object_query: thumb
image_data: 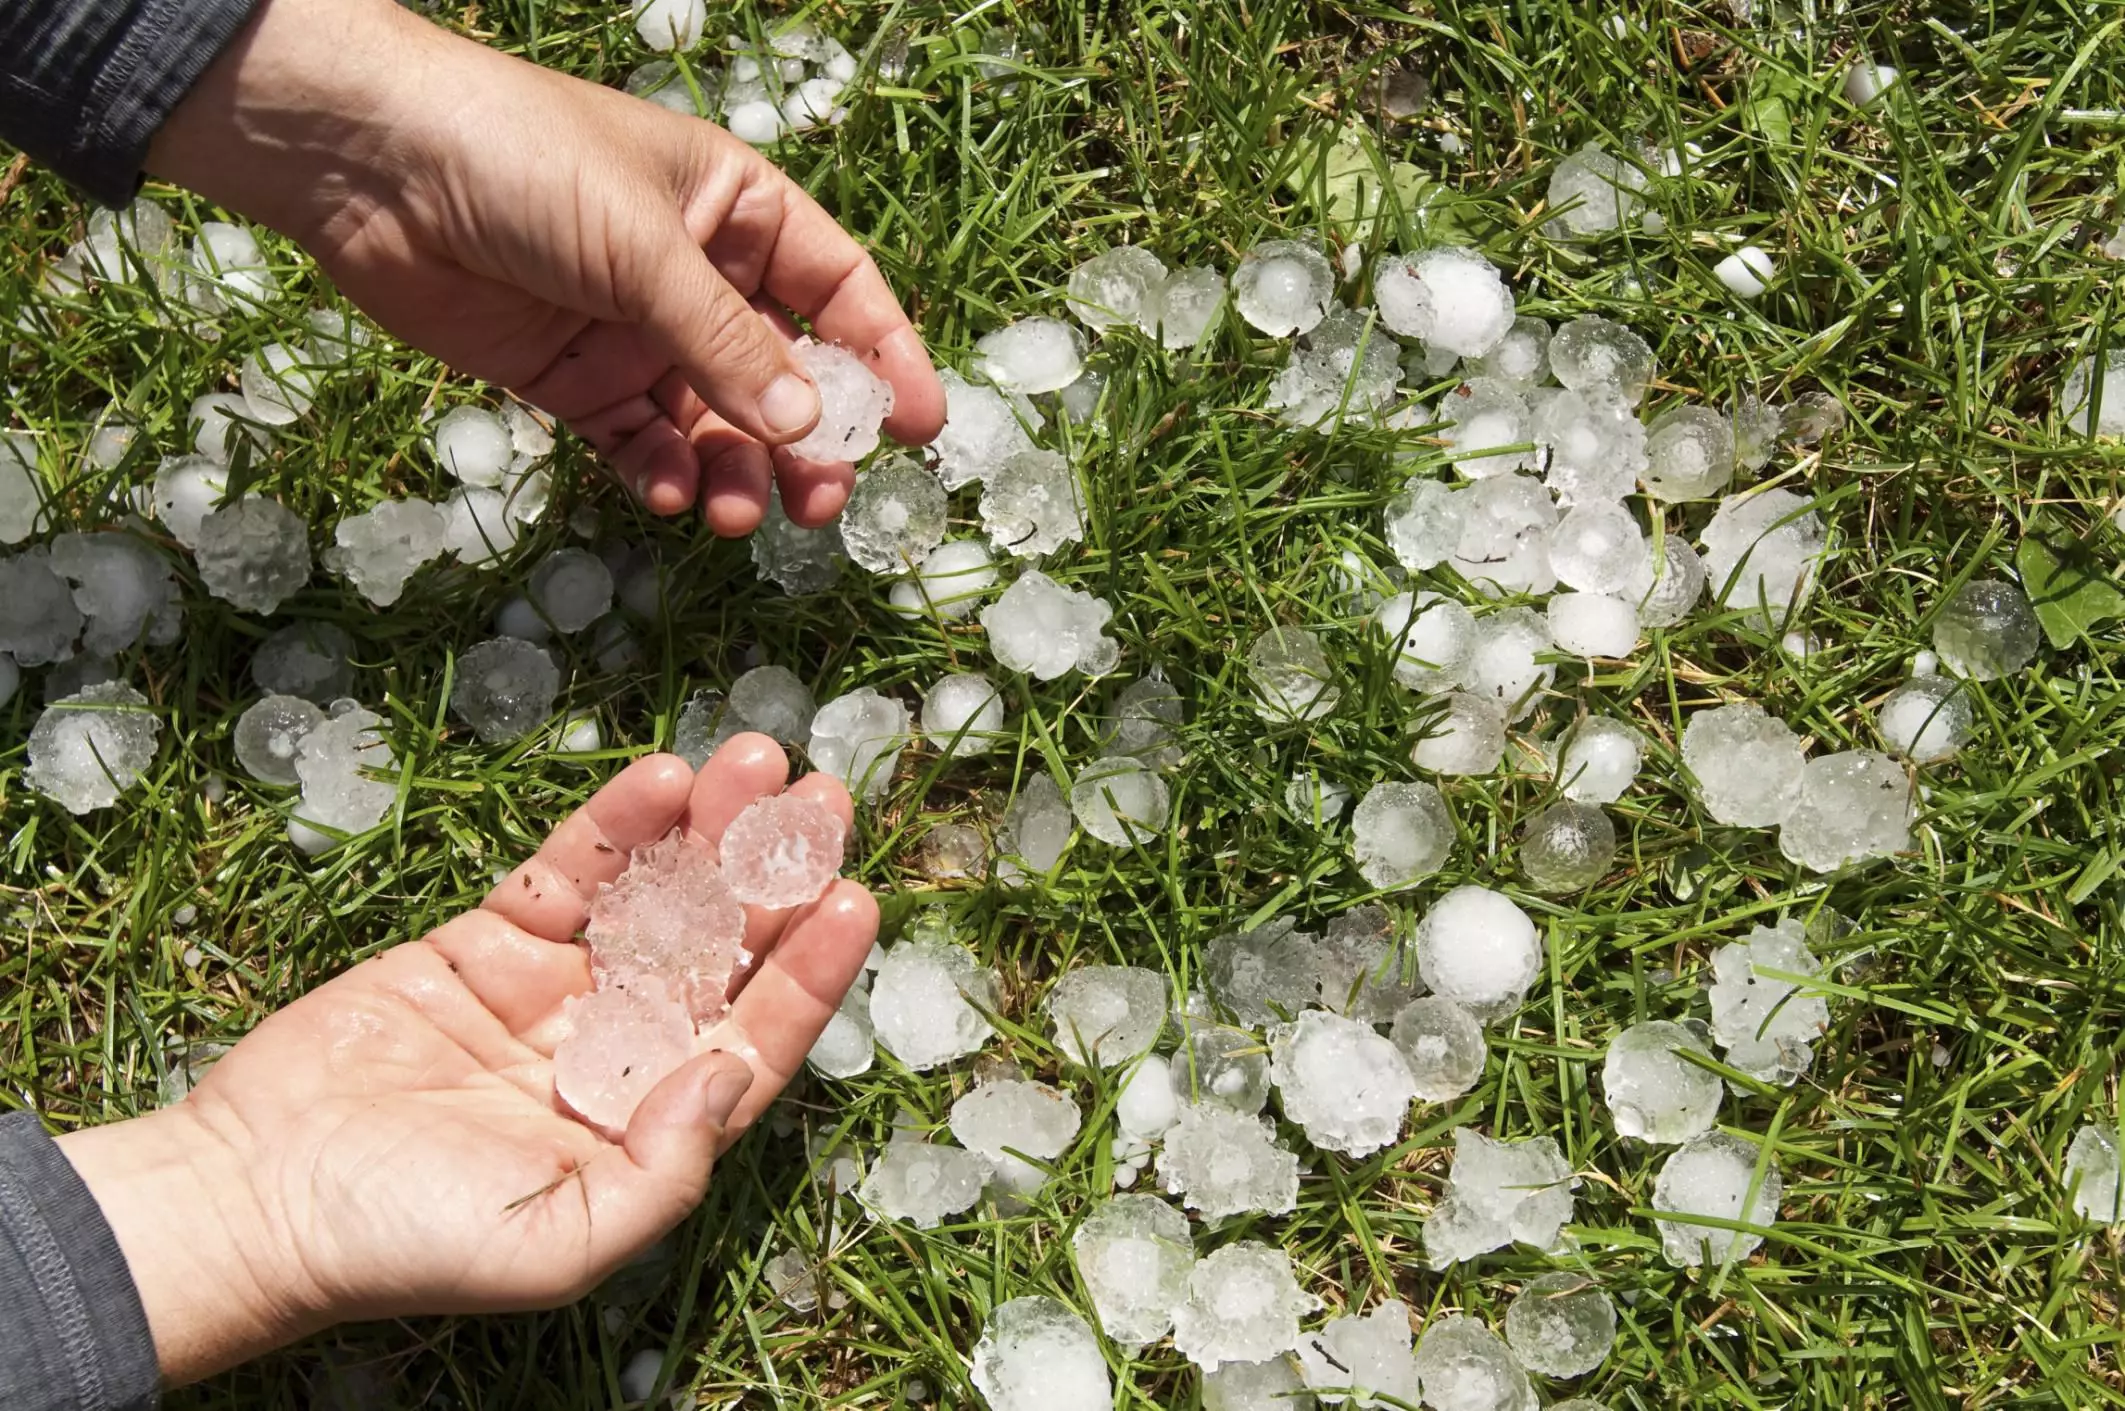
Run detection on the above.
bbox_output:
[622,1049,756,1192]
[636,229,821,447]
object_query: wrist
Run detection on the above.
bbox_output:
[57,1106,331,1386]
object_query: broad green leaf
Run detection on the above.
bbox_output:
[2015,522,2125,650]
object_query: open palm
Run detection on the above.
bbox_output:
[179,738,871,1323]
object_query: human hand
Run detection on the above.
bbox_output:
[145,0,945,533]
[58,738,873,1384]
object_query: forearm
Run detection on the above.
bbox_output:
[56,1109,326,1387]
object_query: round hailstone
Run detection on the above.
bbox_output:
[450,637,562,744]
[1450,474,1558,598]
[1268,1010,1418,1157]
[1230,241,1335,337]
[1170,1242,1317,1373]
[1930,579,2039,681]
[26,682,163,814]
[1441,377,1535,478]
[152,455,229,550]
[808,983,875,1078]
[1177,1025,1273,1115]
[840,456,948,572]
[1416,886,1541,1022]
[0,435,41,547]
[1503,1272,1617,1378]
[192,498,313,615]
[1070,1196,1195,1347]
[1547,315,1655,404]
[432,406,513,488]
[1068,756,1171,845]
[1621,534,1709,628]
[1409,691,1507,776]
[441,487,521,565]
[1049,966,1168,1067]
[1139,265,1225,348]
[1373,591,1475,692]
[1383,477,1467,573]
[252,622,355,702]
[238,342,319,426]
[632,0,707,49]
[868,936,1000,1070]
[974,318,1087,394]
[1106,675,1186,770]
[1642,405,1737,500]
[1778,749,1913,873]
[1546,141,1647,236]
[1681,701,1807,827]
[1781,391,1848,445]
[1372,248,1516,356]
[1519,801,1617,892]
[1546,500,1647,594]
[723,663,817,744]
[1410,1315,1536,1411]
[1877,676,1973,763]
[1065,245,1169,331]
[1551,716,1644,803]
[1714,245,1776,299]
[1462,607,1554,723]
[1285,772,1351,824]
[234,694,327,786]
[808,687,911,800]
[979,449,1085,558]
[1602,1019,1724,1143]
[1117,1053,1179,1137]
[528,548,614,634]
[1653,1131,1782,1267]
[0,548,84,667]
[889,539,998,620]
[1547,592,1640,658]
[1470,316,1552,386]
[552,982,696,1131]
[921,671,1007,757]
[787,340,896,463]
[1388,996,1486,1101]
[1842,59,1900,105]
[719,793,848,908]
[1350,781,1454,888]
[1247,626,1340,722]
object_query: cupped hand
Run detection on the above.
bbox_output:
[147,0,945,532]
[60,738,872,1383]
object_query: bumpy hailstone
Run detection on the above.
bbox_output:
[1931,578,2039,681]
[1156,1104,1300,1219]
[1372,248,1516,357]
[719,793,847,908]
[922,671,1006,757]
[1517,802,1614,895]
[979,449,1084,559]
[326,499,450,606]
[1066,246,1168,331]
[286,706,396,852]
[1178,1024,1273,1114]
[969,1297,1111,1411]
[1547,315,1655,404]
[1230,240,1335,337]
[891,539,998,620]
[1383,477,1466,573]
[858,1141,989,1228]
[1072,1196,1195,1347]
[1778,749,1912,872]
[1547,501,1646,594]
[552,981,696,1130]
[1049,965,1168,1066]
[584,832,748,1021]
[788,340,895,463]
[234,694,326,786]
[750,492,845,594]
[1547,592,1639,658]
[1534,387,1647,506]
[1551,717,1643,803]
[1374,591,1475,692]
[1170,1242,1317,1373]
[833,454,948,574]
[1070,756,1170,845]
[1700,488,1826,626]
[950,1075,1083,1196]
[1296,1301,1421,1407]
[1389,996,1486,1102]
[1416,886,1540,1023]
[1682,701,1807,827]
[2067,1125,2124,1223]
[1410,1315,1536,1411]
[930,370,1039,490]
[26,682,162,814]
[1621,533,1708,628]
[449,637,561,744]
[192,498,312,615]
[1877,675,1972,763]
[1503,1273,1615,1379]
[1462,607,1554,723]
[1269,1010,1417,1158]
[1453,474,1558,599]
[1714,245,1776,299]
[981,570,1117,680]
[48,532,181,657]
[1423,1127,1576,1269]
[1203,1358,1313,1411]
[1315,903,1421,1024]
[1248,626,1340,721]
[975,318,1087,394]
[432,406,513,488]
[1350,782,1454,889]
[238,342,318,426]
[868,936,1000,1070]
[1708,918,1830,1084]
[1139,265,1225,348]
[808,982,875,1079]
[807,687,910,800]
[1603,1019,1724,1143]
[1205,918,1320,1028]
[1653,1130,1782,1266]
[1547,141,1645,236]
[1642,405,1737,501]
[1410,692,1506,777]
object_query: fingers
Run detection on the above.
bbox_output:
[426,911,594,1040]
[723,770,857,998]
[681,733,792,850]
[770,452,856,525]
[682,406,775,536]
[483,754,697,942]
[580,1051,755,1267]
[612,418,700,515]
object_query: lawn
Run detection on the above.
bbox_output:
[6,0,2125,1406]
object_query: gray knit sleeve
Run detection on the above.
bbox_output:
[0,0,265,207]
[0,1111,160,1411]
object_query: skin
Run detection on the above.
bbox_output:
[54,0,928,1381]
[59,739,873,1384]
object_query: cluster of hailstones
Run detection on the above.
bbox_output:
[622,9,863,146]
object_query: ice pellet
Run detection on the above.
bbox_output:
[1066,246,1168,331]
[192,498,311,614]
[1547,316,1655,403]
[2067,1125,2124,1224]
[1877,675,1972,763]
[1372,248,1516,356]
[325,500,450,606]
[1410,693,1508,777]
[1248,626,1340,721]
[930,370,1038,490]
[1374,591,1475,692]
[1546,142,1646,236]
[979,449,1085,559]
[860,1141,989,1228]
[950,1074,1082,1196]
[890,539,998,620]
[1714,245,1775,299]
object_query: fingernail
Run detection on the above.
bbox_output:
[703,1065,753,1129]
[759,374,820,436]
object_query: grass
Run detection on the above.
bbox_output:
[6,0,2125,1405]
